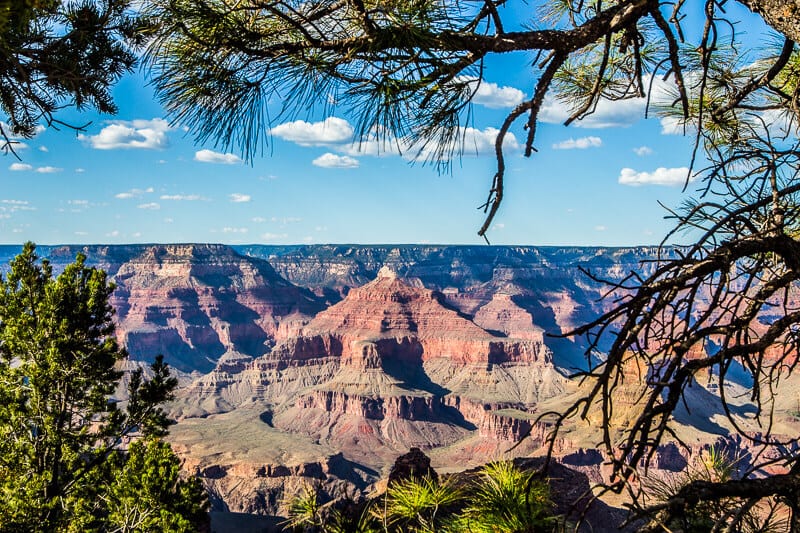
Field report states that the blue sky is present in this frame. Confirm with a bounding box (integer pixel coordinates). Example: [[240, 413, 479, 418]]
[[0, 4, 775, 246]]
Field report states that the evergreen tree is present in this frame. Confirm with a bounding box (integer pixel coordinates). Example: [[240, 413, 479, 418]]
[[0, 242, 208, 532], [104, 438, 209, 533]]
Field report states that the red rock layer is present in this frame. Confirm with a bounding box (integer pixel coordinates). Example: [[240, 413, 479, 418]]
[[443, 396, 535, 441], [297, 390, 441, 421], [111, 244, 322, 372], [472, 293, 545, 342], [265, 269, 548, 368]]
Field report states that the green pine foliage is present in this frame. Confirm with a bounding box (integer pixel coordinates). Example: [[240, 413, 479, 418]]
[[285, 484, 325, 531], [0, 0, 147, 144], [0, 242, 209, 532], [105, 438, 209, 532], [384, 475, 463, 532], [454, 461, 555, 533], [643, 447, 788, 533], [286, 461, 556, 533]]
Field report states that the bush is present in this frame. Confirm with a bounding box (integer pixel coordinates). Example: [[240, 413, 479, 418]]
[[285, 460, 557, 533]]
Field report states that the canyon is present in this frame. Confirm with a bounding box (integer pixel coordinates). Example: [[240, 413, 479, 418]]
[[1, 243, 795, 524]]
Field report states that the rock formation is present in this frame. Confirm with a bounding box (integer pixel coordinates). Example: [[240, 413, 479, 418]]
[[387, 447, 438, 485], [110, 244, 324, 373]]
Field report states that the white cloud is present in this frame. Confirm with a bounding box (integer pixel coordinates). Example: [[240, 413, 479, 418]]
[[659, 116, 685, 135], [194, 149, 243, 164], [456, 126, 521, 157], [0, 199, 33, 216], [163, 217, 174, 223], [618, 167, 695, 186], [137, 202, 161, 210], [407, 127, 522, 161], [552, 136, 602, 150], [74, 168, 85, 173], [633, 146, 653, 156], [262, 232, 288, 240], [74, 231, 88, 236], [271, 117, 354, 146], [313, 153, 359, 168], [222, 227, 248, 233], [36, 166, 61, 174], [540, 96, 646, 128], [340, 133, 403, 157], [229, 193, 251, 203], [540, 75, 675, 129], [9, 162, 62, 173], [759, 108, 796, 137], [462, 77, 526, 109], [595, 225, 607, 231], [251, 216, 267, 223], [107, 230, 120, 237], [160, 194, 207, 201], [271, 216, 302, 224], [79, 118, 171, 150], [115, 187, 154, 199], [67, 199, 104, 212], [38, 146, 48, 152], [0, 199, 34, 214], [658, 110, 793, 138], [343, 126, 521, 161]]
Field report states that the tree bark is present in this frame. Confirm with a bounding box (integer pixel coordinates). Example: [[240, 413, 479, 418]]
[[738, 0, 800, 42]]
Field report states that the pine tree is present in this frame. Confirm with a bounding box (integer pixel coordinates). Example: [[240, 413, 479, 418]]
[[0, 242, 208, 532]]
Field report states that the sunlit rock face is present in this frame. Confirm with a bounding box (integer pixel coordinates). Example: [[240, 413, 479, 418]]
[[108, 244, 324, 373]]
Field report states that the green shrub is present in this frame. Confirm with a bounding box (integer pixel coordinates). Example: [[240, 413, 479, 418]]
[[285, 461, 557, 533]]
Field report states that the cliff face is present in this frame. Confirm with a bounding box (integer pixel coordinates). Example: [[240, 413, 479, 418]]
[[297, 390, 443, 422], [238, 245, 667, 370], [110, 244, 324, 373], [295, 267, 547, 366], [0, 243, 660, 374]]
